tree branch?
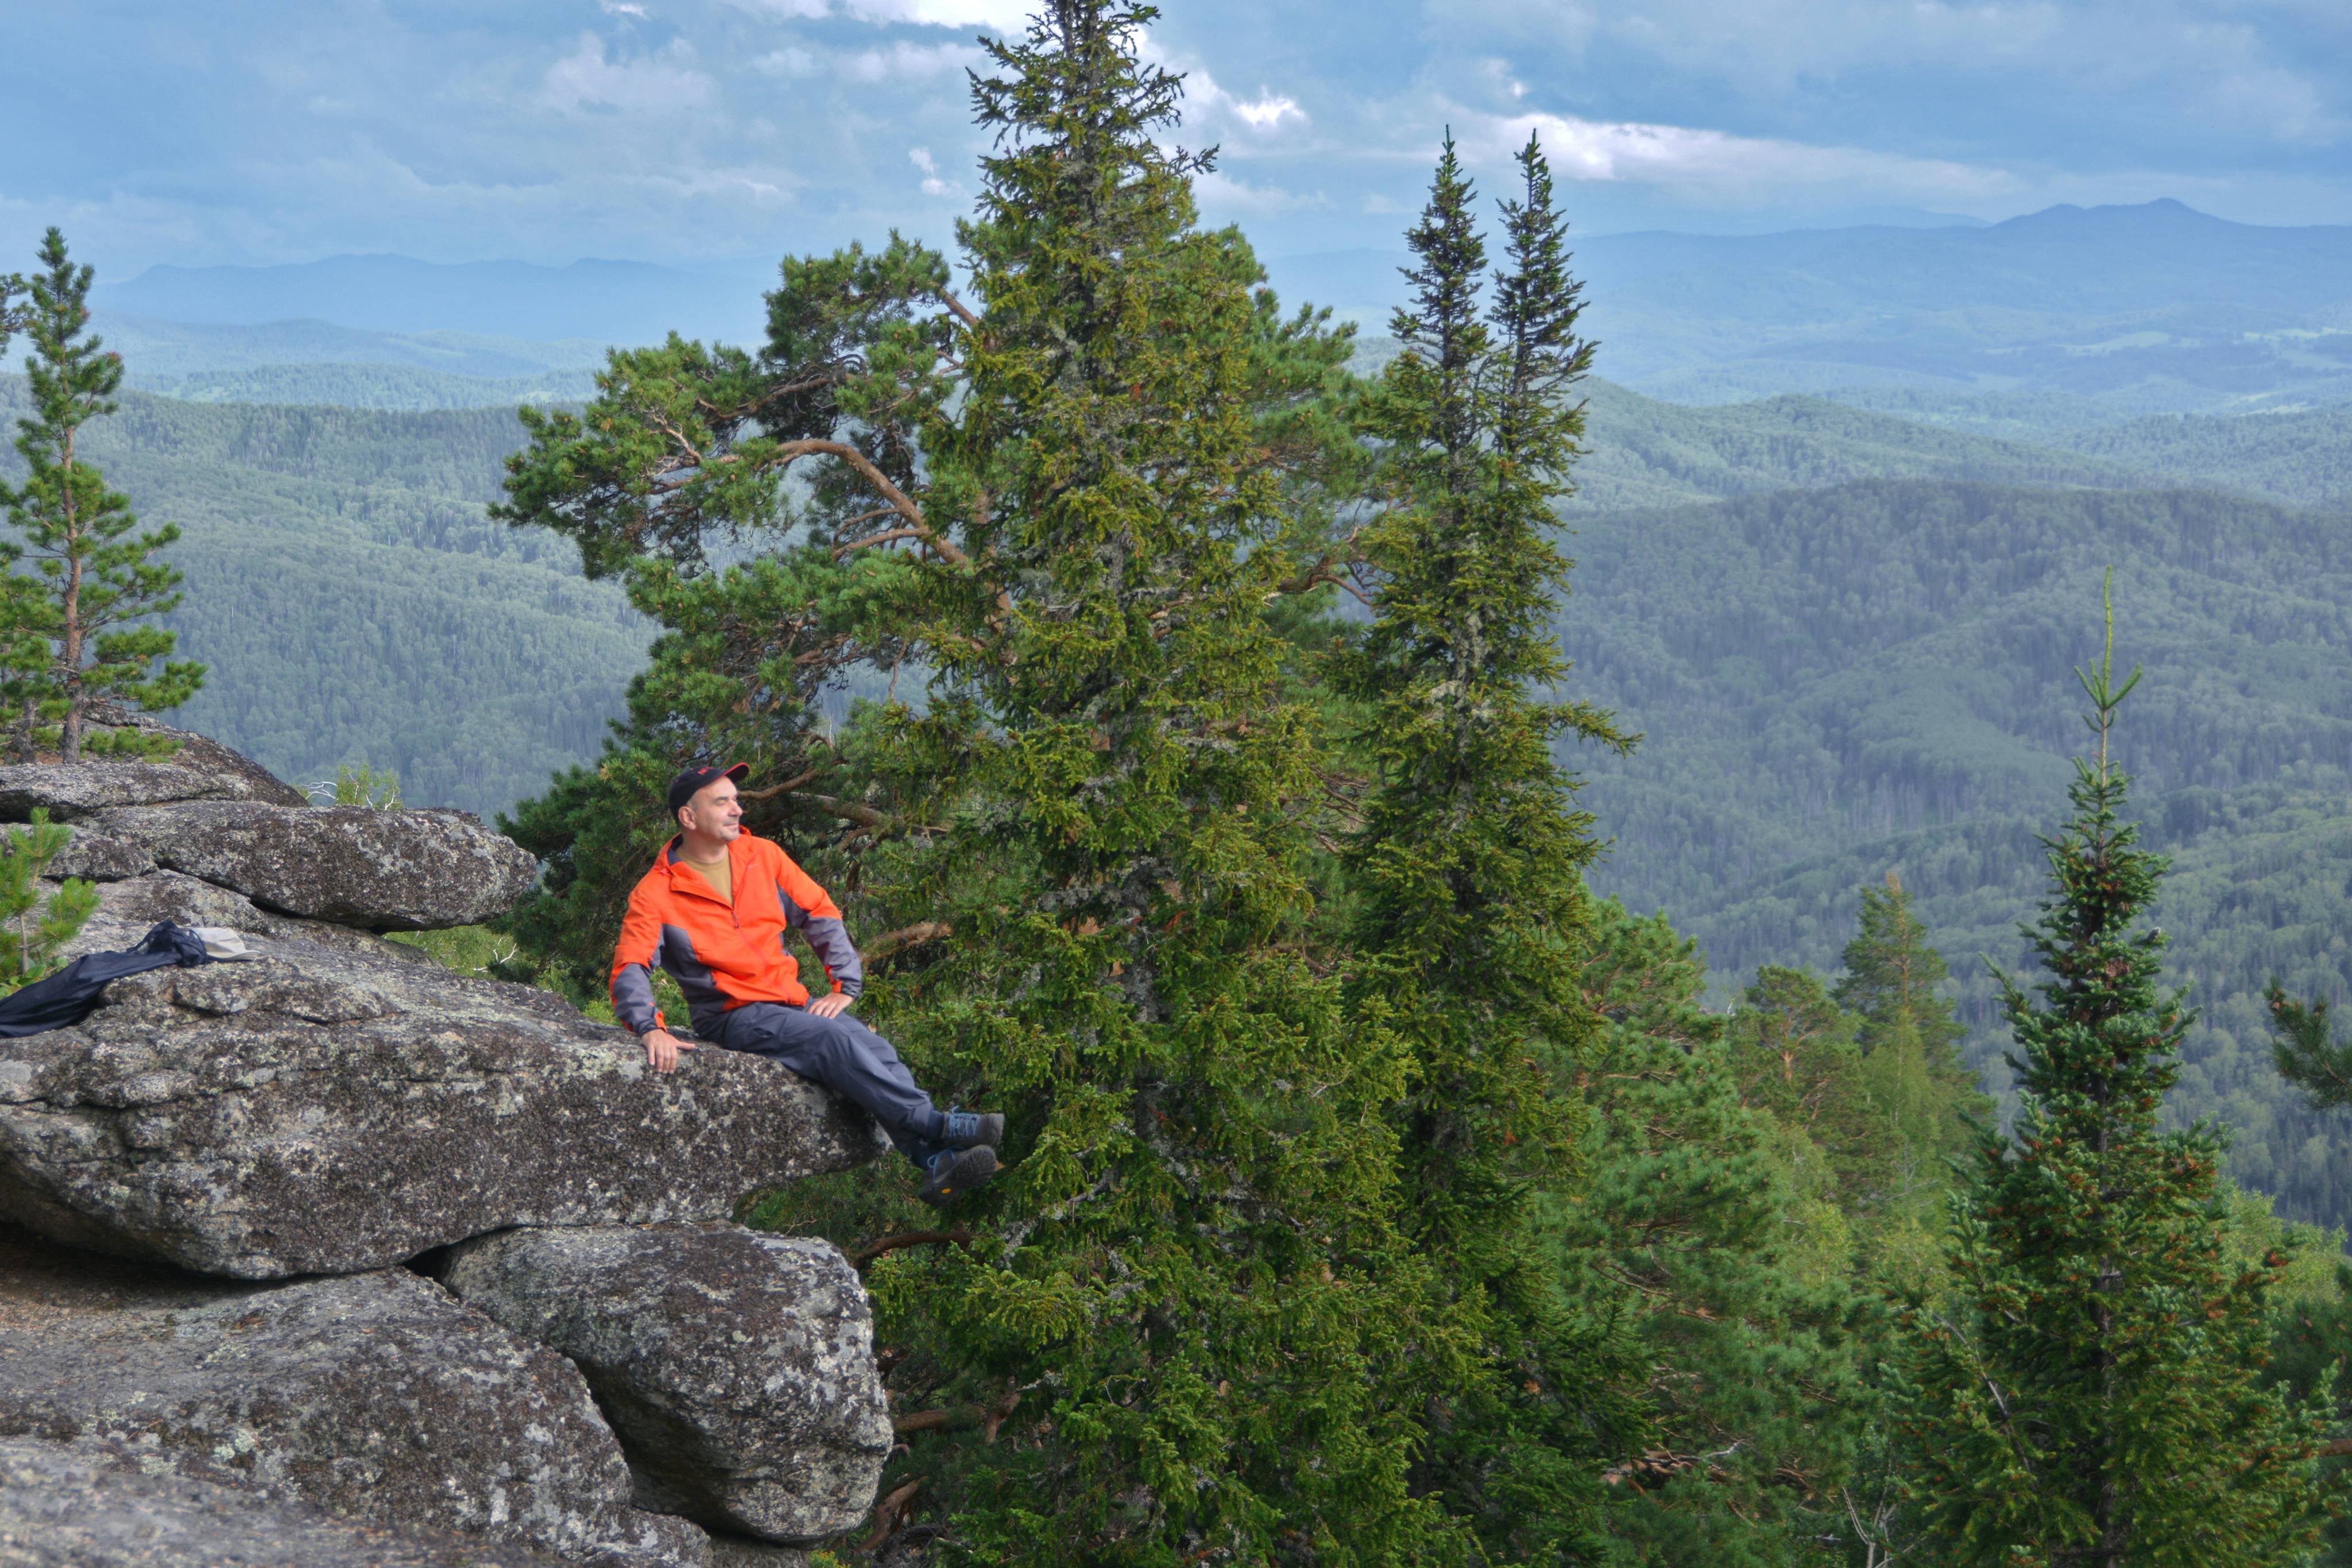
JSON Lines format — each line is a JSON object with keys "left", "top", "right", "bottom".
{"left": 736, "top": 766, "right": 825, "bottom": 801}
{"left": 772, "top": 438, "right": 971, "bottom": 568}
{"left": 857, "top": 1477, "right": 924, "bottom": 1554}
{"left": 787, "top": 790, "right": 895, "bottom": 831}
{"left": 850, "top": 1227, "right": 973, "bottom": 1267}
{"left": 862, "top": 920, "right": 953, "bottom": 963}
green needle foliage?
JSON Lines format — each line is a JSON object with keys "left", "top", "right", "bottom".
{"left": 855, "top": 8, "right": 1447, "bottom": 1560}
{"left": 1568, "top": 901, "right": 1881, "bottom": 1566}
{"left": 0, "top": 229, "right": 202, "bottom": 760}
{"left": 0, "top": 809, "right": 96, "bottom": 992}
{"left": 1338, "top": 131, "right": 1631, "bottom": 1554}
{"left": 2267, "top": 984, "right": 2352, "bottom": 1113}
{"left": 1899, "top": 589, "right": 2339, "bottom": 1565}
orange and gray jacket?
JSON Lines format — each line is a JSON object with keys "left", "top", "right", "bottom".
{"left": 609, "top": 831, "right": 862, "bottom": 1037}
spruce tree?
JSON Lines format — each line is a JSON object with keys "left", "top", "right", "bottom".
{"left": 1900, "top": 588, "right": 2338, "bottom": 1565}
{"left": 850, "top": 9, "right": 1447, "bottom": 1559}
{"left": 1836, "top": 871, "right": 1970, "bottom": 1080}
{"left": 0, "top": 229, "right": 202, "bottom": 760}
{"left": 2265, "top": 983, "right": 2352, "bottom": 1112}
{"left": 1338, "top": 131, "right": 1630, "bottom": 1555}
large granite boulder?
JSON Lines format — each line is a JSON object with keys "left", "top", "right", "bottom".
{"left": 446, "top": 1224, "right": 892, "bottom": 1544}
{"left": 0, "top": 1227, "right": 687, "bottom": 1563}
{"left": 0, "top": 875, "right": 888, "bottom": 1277}
{"left": 0, "top": 1435, "right": 562, "bottom": 1567}
{"left": 88, "top": 800, "right": 539, "bottom": 930}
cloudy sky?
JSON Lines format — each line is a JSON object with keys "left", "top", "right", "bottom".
{"left": 3, "top": 0, "right": 2347, "bottom": 280}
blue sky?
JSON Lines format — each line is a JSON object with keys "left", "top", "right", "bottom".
{"left": 3, "top": 0, "right": 2347, "bottom": 280}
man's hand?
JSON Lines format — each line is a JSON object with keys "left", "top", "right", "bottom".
{"left": 642, "top": 1028, "right": 697, "bottom": 1074}
{"left": 807, "top": 992, "right": 854, "bottom": 1020}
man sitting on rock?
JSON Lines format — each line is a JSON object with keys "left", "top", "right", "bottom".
{"left": 610, "top": 764, "right": 1002, "bottom": 1206}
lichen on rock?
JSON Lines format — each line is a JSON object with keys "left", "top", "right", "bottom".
{"left": 446, "top": 1223, "right": 893, "bottom": 1544}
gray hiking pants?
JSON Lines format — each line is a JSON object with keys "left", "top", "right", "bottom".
{"left": 714, "top": 1001, "right": 942, "bottom": 1164}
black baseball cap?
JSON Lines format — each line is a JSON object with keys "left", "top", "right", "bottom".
{"left": 666, "top": 762, "right": 749, "bottom": 814}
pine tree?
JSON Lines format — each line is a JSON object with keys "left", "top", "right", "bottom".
{"left": 1900, "top": 585, "right": 2338, "bottom": 1565}
{"left": 1819, "top": 879, "right": 1997, "bottom": 1245}
{"left": 0, "top": 809, "right": 96, "bottom": 991}
{"left": 0, "top": 229, "right": 203, "bottom": 760}
{"left": 1565, "top": 900, "right": 1880, "bottom": 1566}
{"left": 1333, "top": 131, "right": 1633, "bottom": 1555}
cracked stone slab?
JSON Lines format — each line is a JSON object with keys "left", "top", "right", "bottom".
{"left": 446, "top": 1224, "right": 891, "bottom": 1544}
{"left": 0, "top": 729, "right": 308, "bottom": 824}
{"left": 0, "top": 1434, "right": 564, "bottom": 1567}
{"left": 0, "top": 1228, "right": 665, "bottom": 1563}
{"left": 0, "top": 900, "right": 887, "bottom": 1278}
{"left": 87, "top": 800, "right": 540, "bottom": 931}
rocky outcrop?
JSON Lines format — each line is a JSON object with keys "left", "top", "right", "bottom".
{"left": 0, "top": 725, "right": 895, "bottom": 1563}
{"left": 0, "top": 1228, "right": 665, "bottom": 1563}
{"left": 446, "top": 1224, "right": 894, "bottom": 1544}
{"left": 0, "top": 1435, "right": 568, "bottom": 1567}
{"left": 88, "top": 800, "right": 539, "bottom": 930}
{"left": 0, "top": 722, "right": 312, "bottom": 823}
{"left": 0, "top": 891, "right": 889, "bottom": 1276}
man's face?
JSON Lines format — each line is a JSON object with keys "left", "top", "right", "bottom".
{"left": 679, "top": 778, "right": 744, "bottom": 843}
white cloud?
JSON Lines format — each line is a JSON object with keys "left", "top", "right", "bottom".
{"left": 722, "top": 0, "right": 831, "bottom": 18}
{"left": 1170, "top": 61, "right": 1309, "bottom": 138}
{"left": 600, "top": 2, "right": 650, "bottom": 17}
{"left": 540, "top": 34, "right": 716, "bottom": 117}
{"left": 842, "top": 40, "right": 982, "bottom": 83}
{"left": 1193, "top": 169, "right": 1327, "bottom": 214}
{"left": 842, "top": 0, "right": 1034, "bottom": 25}
{"left": 753, "top": 46, "right": 821, "bottom": 76}
{"left": 1454, "top": 110, "right": 2017, "bottom": 204}
{"left": 733, "top": 0, "right": 1030, "bottom": 24}
{"left": 910, "top": 145, "right": 954, "bottom": 196}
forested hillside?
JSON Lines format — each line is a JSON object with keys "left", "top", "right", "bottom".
{"left": 2050, "top": 405, "right": 2352, "bottom": 509}
{"left": 9, "top": 336, "right": 2349, "bottom": 1234}
{"left": 1569, "top": 379, "right": 2144, "bottom": 509}
{"left": 141, "top": 362, "right": 601, "bottom": 411}
{"left": 1565, "top": 478, "right": 2352, "bottom": 1222}
{"left": 0, "top": 379, "right": 647, "bottom": 814}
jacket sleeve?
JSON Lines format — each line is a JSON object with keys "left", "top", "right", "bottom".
{"left": 773, "top": 849, "right": 864, "bottom": 999}
{"left": 609, "top": 877, "right": 667, "bottom": 1036}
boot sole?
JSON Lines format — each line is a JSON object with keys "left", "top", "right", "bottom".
{"left": 918, "top": 1144, "right": 1000, "bottom": 1207}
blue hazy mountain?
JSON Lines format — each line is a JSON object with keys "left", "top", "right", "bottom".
{"left": 1270, "top": 200, "right": 2352, "bottom": 416}
{"left": 69, "top": 202, "right": 2352, "bottom": 416}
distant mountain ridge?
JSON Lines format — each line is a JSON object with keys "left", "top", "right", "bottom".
{"left": 1274, "top": 201, "right": 2352, "bottom": 416}
{"left": 96, "top": 254, "right": 772, "bottom": 345}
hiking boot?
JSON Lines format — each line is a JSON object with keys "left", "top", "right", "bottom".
{"left": 939, "top": 1109, "right": 1004, "bottom": 1150}
{"left": 917, "top": 1144, "right": 999, "bottom": 1207}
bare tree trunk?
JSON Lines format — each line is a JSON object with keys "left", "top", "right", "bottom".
{"left": 57, "top": 425, "right": 83, "bottom": 762}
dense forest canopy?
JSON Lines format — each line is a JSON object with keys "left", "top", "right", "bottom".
{"left": 1563, "top": 478, "right": 2352, "bottom": 1223}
